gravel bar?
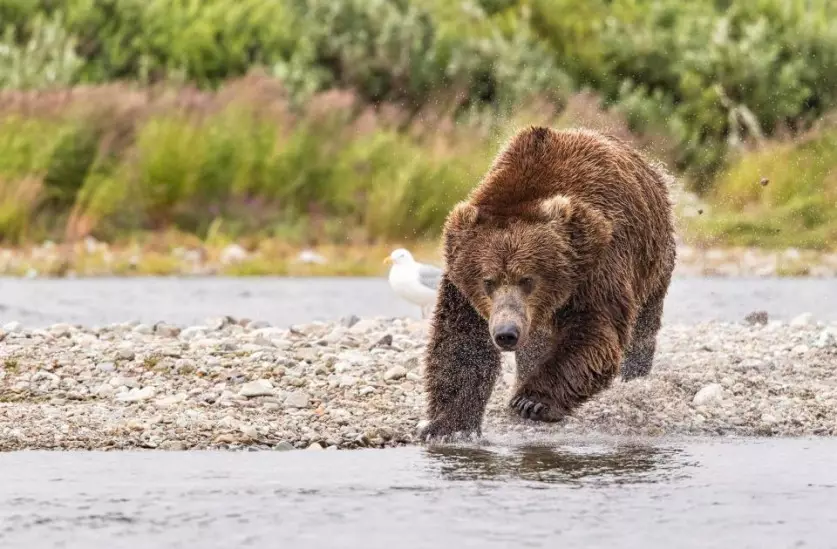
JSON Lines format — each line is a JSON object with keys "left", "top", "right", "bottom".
{"left": 1, "top": 314, "right": 836, "bottom": 451}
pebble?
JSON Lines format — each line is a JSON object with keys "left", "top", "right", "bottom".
{"left": 116, "top": 346, "right": 136, "bottom": 361}
{"left": 3, "top": 321, "right": 22, "bottom": 333}
{"left": 692, "top": 383, "right": 724, "bottom": 406}
{"left": 384, "top": 366, "right": 407, "bottom": 381}
{"left": 49, "top": 323, "right": 74, "bottom": 337}
{"left": 284, "top": 391, "right": 310, "bottom": 409}
{"left": 179, "top": 326, "right": 206, "bottom": 341}
{"left": 339, "top": 375, "right": 358, "bottom": 388}
{"left": 134, "top": 324, "right": 153, "bottom": 335}
{"left": 155, "top": 393, "right": 187, "bottom": 408}
{"left": 814, "top": 329, "right": 837, "bottom": 349}
{"left": 790, "top": 313, "right": 814, "bottom": 327}
{"left": 239, "top": 379, "right": 274, "bottom": 398}
{"left": 744, "top": 311, "right": 768, "bottom": 325}
{"left": 240, "top": 425, "right": 259, "bottom": 440}
{"left": 0, "top": 316, "right": 835, "bottom": 451}
{"left": 116, "top": 387, "right": 156, "bottom": 402}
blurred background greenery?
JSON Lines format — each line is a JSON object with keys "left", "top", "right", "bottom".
{"left": 0, "top": 0, "right": 836, "bottom": 252}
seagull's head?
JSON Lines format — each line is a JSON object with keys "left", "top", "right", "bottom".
{"left": 383, "top": 248, "right": 414, "bottom": 266}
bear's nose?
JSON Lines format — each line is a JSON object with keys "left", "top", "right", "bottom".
{"left": 493, "top": 324, "right": 520, "bottom": 350}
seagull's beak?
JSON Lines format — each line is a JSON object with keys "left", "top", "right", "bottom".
{"left": 383, "top": 257, "right": 393, "bottom": 265}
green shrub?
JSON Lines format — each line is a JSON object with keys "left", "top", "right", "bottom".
{"left": 0, "top": 9, "right": 82, "bottom": 89}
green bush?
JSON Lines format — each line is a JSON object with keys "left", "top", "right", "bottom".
{"left": 528, "top": 0, "right": 837, "bottom": 188}
{"left": 0, "top": 9, "right": 82, "bottom": 89}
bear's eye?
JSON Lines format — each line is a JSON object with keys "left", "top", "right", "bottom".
{"left": 483, "top": 278, "right": 497, "bottom": 294}
{"left": 519, "top": 276, "right": 535, "bottom": 294}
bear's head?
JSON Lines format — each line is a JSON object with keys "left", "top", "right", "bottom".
{"left": 442, "top": 194, "right": 613, "bottom": 352}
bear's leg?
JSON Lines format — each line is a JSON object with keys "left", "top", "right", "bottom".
{"left": 621, "top": 287, "right": 667, "bottom": 381}
{"left": 419, "top": 275, "right": 502, "bottom": 442}
{"left": 513, "top": 325, "right": 556, "bottom": 391}
{"left": 510, "top": 316, "right": 626, "bottom": 422}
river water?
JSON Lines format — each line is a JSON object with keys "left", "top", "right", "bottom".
{"left": 1, "top": 275, "right": 836, "bottom": 328}
{"left": 1, "top": 436, "right": 836, "bottom": 548}
{"left": 1, "top": 275, "right": 836, "bottom": 548}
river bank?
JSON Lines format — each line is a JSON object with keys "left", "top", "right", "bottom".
{"left": 1, "top": 315, "right": 835, "bottom": 451}
{"left": 3, "top": 238, "right": 837, "bottom": 278}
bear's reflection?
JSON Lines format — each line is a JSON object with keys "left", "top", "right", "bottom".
{"left": 423, "top": 443, "right": 689, "bottom": 485}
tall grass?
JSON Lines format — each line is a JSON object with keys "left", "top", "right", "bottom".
{"left": 0, "top": 73, "right": 575, "bottom": 245}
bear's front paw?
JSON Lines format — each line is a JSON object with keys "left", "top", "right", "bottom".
{"left": 416, "top": 419, "right": 480, "bottom": 444}
{"left": 509, "top": 394, "right": 564, "bottom": 422}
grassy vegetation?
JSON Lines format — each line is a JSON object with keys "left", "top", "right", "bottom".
{"left": 0, "top": 75, "right": 646, "bottom": 247}
{"left": 0, "top": 0, "right": 836, "bottom": 256}
{"left": 685, "top": 127, "right": 837, "bottom": 250}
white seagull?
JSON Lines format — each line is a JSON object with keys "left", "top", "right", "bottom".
{"left": 384, "top": 248, "right": 442, "bottom": 318}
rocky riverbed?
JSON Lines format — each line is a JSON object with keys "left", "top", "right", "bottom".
{"left": 1, "top": 314, "right": 836, "bottom": 451}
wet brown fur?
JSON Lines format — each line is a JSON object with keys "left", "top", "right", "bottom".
{"left": 419, "top": 126, "right": 676, "bottom": 441}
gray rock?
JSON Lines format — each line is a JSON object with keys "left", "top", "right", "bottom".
{"left": 48, "top": 323, "right": 74, "bottom": 337}
{"left": 275, "top": 441, "right": 295, "bottom": 451}
{"left": 109, "top": 376, "right": 139, "bottom": 388}
{"left": 116, "top": 386, "right": 156, "bottom": 402}
{"left": 179, "top": 326, "right": 207, "bottom": 341}
{"left": 155, "top": 393, "right": 187, "bottom": 408}
{"left": 349, "top": 319, "right": 379, "bottom": 334}
{"left": 284, "top": 391, "right": 310, "bottom": 409}
{"left": 133, "top": 324, "right": 153, "bottom": 335}
{"left": 384, "top": 366, "right": 407, "bottom": 381}
{"left": 154, "top": 323, "right": 181, "bottom": 337}
{"left": 814, "top": 328, "right": 837, "bottom": 349}
{"left": 693, "top": 383, "right": 724, "bottom": 406}
{"left": 246, "top": 320, "right": 271, "bottom": 330}
{"left": 744, "top": 310, "right": 768, "bottom": 325}
{"left": 3, "top": 321, "right": 22, "bottom": 333}
{"left": 239, "top": 379, "right": 274, "bottom": 398}
{"left": 97, "top": 362, "right": 116, "bottom": 372}
{"left": 370, "top": 334, "right": 393, "bottom": 349}
{"left": 340, "top": 315, "right": 360, "bottom": 329}
{"left": 240, "top": 425, "right": 259, "bottom": 440}
{"left": 116, "top": 346, "right": 136, "bottom": 361}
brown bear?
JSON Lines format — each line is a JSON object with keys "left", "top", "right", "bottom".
{"left": 418, "top": 126, "right": 676, "bottom": 442}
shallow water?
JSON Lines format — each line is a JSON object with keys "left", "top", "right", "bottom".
{"left": 1, "top": 436, "right": 835, "bottom": 548}
{"left": 2, "top": 277, "right": 836, "bottom": 548}
{"left": 1, "top": 275, "right": 835, "bottom": 328}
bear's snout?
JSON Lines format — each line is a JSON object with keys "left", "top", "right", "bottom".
{"left": 492, "top": 323, "right": 521, "bottom": 351}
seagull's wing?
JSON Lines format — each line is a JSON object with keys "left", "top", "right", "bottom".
{"left": 417, "top": 263, "right": 443, "bottom": 290}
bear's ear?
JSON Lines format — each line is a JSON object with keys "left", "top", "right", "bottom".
{"left": 539, "top": 195, "right": 613, "bottom": 270}
{"left": 443, "top": 201, "right": 480, "bottom": 259}
{"left": 445, "top": 201, "right": 480, "bottom": 234}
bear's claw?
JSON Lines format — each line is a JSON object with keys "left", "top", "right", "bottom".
{"left": 510, "top": 395, "right": 561, "bottom": 422}
{"left": 417, "top": 419, "right": 480, "bottom": 444}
